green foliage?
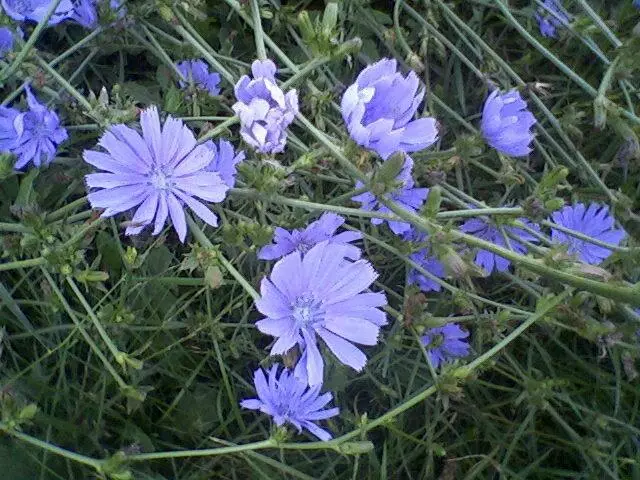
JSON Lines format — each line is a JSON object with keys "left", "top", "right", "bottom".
{"left": 0, "top": 0, "right": 639, "bottom": 479}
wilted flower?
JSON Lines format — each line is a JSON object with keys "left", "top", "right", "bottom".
{"left": 84, "top": 106, "right": 229, "bottom": 242}
{"left": 204, "top": 139, "right": 245, "bottom": 188}
{"left": 481, "top": 89, "right": 536, "bottom": 157}
{"left": 0, "top": 27, "right": 14, "bottom": 58}
{"left": 1, "top": 0, "right": 75, "bottom": 25}
{"left": 460, "top": 216, "right": 540, "bottom": 274}
{"left": 404, "top": 229, "right": 445, "bottom": 292}
{"left": 535, "top": 0, "right": 570, "bottom": 38}
{"left": 259, "top": 212, "right": 362, "bottom": 261}
{"left": 341, "top": 58, "right": 438, "bottom": 159}
{"left": 12, "top": 87, "right": 68, "bottom": 170}
{"left": 240, "top": 364, "right": 339, "bottom": 441}
{"left": 352, "top": 156, "right": 429, "bottom": 235}
{"left": 255, "top": 241, "right": 387, "bottom": 386}
{"left": 549, "top": 203, "right": 625, "bottom": 265}
{"left": 421, "top": 323, "right": 470, "bottom": 368}
{"left": 233, "top": 59, "right": 298, "bottom": 154}
{"left": 176, "top": 59, "right": 221, "bottom": 96}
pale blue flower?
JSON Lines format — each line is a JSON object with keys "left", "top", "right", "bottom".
{"left": 233, "top": 59, "right": 298, "bottom": 154}
{"left": 481, "top": 89, "right": 536, "bottom": 157}
{"left": 341, "top": 58, "right": 438, "bottom": 159}
{"left": 84, "top": 106, "right": 228, "bottom": 242}
{"left": 255, "top": 242, "right": 387, "bottom": 386}
{"left": 241, "top": 364, "right": 339, "bottom": 441}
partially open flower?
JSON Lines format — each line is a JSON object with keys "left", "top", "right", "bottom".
{"left": 341, "top": 58, "right": 438, "bottom": 159}
{"left": 481, "top": 89, "right": 536, "bottom": 157}
{"left": 233, "top": 59, "right": 298, "bottom": 154}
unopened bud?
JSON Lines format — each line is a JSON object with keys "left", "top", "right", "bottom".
{"left": 322, "top": 2, "right": 338, "bottom": 36}
{"left": 569, "top": 263, "right": 612, "bottom": 281}
{"left": 424, "top": 185, "right": 442, "bottom": 218}
{"left": 337, "top": 441, "right": 374, "bottom": 455}
{"left": 297, "top": 11, "right": 315, "bottom": 43}
{"left": 441, "top": 248, "right": 468, "bottom": 278}
{"left": 406, "top": 52, "right": 425, "bottom": 73}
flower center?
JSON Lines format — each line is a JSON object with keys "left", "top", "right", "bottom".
{"left": 150, "top": 169, "right": 171, "bottom": 190}
{"left": 292, "top": 294, "right": 323, "bottom": 329}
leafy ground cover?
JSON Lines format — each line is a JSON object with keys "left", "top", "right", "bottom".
{"left": 1, "top": 0, "right": 640, "bottom": 478}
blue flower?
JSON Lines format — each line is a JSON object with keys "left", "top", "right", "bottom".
{"left": 233, "top": 59, "right": 298, "bottom": 154}
{"left": 460, "top": 216, "right": 540, "bottom": 274}
{"left": 421, "top": 323, "right": 470, "bottom": 368}
{"left": 0, "top": 106, "right": 20, "bottom": 153}
{"left": 352, "top": 156, "right": 429, "bottom": 235}
{"left": 203, "top": 138, "right": 245, "bottom": 188}
{"left": 176, "top": 59, "right": 222, "bottom": 96}
{"left": 255, "top": 241, "right": 387, "bottom": 386}
{"left": 0, "top": 27, "right": 14, "bottom": 58}
{"left": 12, "top": 87, "right": 68, "bottom": 170}
{"left": 70, "top": 0, "right": 98, "bottom": 28}
{"left": 84, "top": 106, "right": 229, "bottom": 242}
{"left": 258, "top": 212, "right": 362, "bottom": 261}
{"left": 535, "top": 0, "right": 570, "bottom": 38}
{"left": 549, "top": 203, "right": 626, "bottom": 265}
{"left": 481, "top": 89, "right": 536, "bottom": 157}
{"left": 1, "top": 0, "right": 76, "bottom": 25}
{"left": 341, "top": 58, "right": 438, "bottom": 159}
{"left": 403, "top": 229, "right": 446, "bottom": 292}
{"left": 241, "top": 364, "right": 339, "bottom": 441}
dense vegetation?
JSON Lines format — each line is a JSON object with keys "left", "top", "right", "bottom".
{"left": 1, "top": 0, "right": 639, "bottom": 478}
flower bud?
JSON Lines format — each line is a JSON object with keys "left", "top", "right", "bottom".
{"left": 337, "top": 441, "right": 374, "bottom": 455}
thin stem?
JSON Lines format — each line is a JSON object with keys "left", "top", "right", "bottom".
{"left": 0, "top": 0, "right": 65, "bottom": 82}
{"left": 66, "top": 276, "right": 127, "bottom": 365}
{"left": 0, "top": 424, "right": 102, "bottom": 470}
{"left": 281, "top": 55, "right": 331, "bottom": 90}
{"left": 0, "top": 222, "right": 32, "bottom": 233}
{"left": 250, "top": 0, "right": 268, "bottom": 60}
{"left": 296, "top": 108, "right": 640, "bottom": 305}
{"left": 46, "top": 196, "right": 89, "bottom": 222}
{"left": 186, "top": 215, "right": 260, "bottom": 300}
{"left": 461, "top": 291, "right": 570, "bottom": 373}
{"left": 41, "top": 269, "right": 129, "bottom": 389}
{"left": 128, "top": 439, "right": 276, "bottom": 461}
{"left": 0, "top": 257, "right": 47, "bottom": 272}
{"left": 34, "top": 55, "right": 93, "bottom": 112}
{"left": 197, "top": 116, "right": 240, "bottom": 144}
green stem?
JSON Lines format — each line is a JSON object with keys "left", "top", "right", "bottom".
{"left": 460, "top": 291, "right": 569, "bottom": 374}
{"left": 281, "top": 56, "right": 331, "bottom": 90}
{"left": 46, "top": 196, "right": 89, "bottom": 222}
{"left": 173, "top": 10, "right": 236, "bottom": 85}
{"left": 128, "top": 439, "right": 276, "bottom": 461}
{"left": 41, "top": 269, "right": 129, "bottom": 389}
{"left": 66, "top": 276, "right": 127, "bottom": 365}
{"left": 197, "top": 116, "right": 240, "bottom": 144}
{"left": 250, "top": 0, "right": 268, "bottom": 60}
{"left": 493, "top": 0, "right": 640, "bottom": 127}
{"left": 0, "top": 222, "right": 32, "bottom": 233}
{"left": 0, "top": 257, "right": 47, "bottom": 272}
{"left": 0, "top": 424, "right": 102, "bottom": 470}
{"left": 297, "top": 107, "right": 640, "bottom": 305}
{"left": 34, "top": 55, "right": 93, "bottom": 112}
{"left": 382, "top": 199, "right": 640, "bottom": 305}
{"left": 0, "top": 0, "right": 65, "bottom": 83}
{"left": 186, "top": 215, "right": 260, "bottom": 300}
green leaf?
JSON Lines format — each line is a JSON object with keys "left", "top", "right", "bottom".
{"left": 14, "top": 168, "right": 39, "bottom": 208}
